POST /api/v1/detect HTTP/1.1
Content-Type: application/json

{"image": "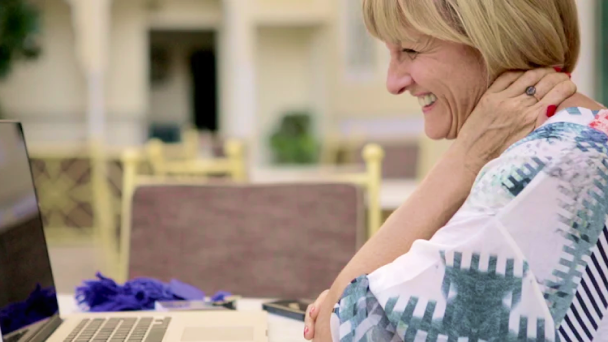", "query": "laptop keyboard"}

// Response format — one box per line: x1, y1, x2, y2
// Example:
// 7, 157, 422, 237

64, 317, 172, 342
